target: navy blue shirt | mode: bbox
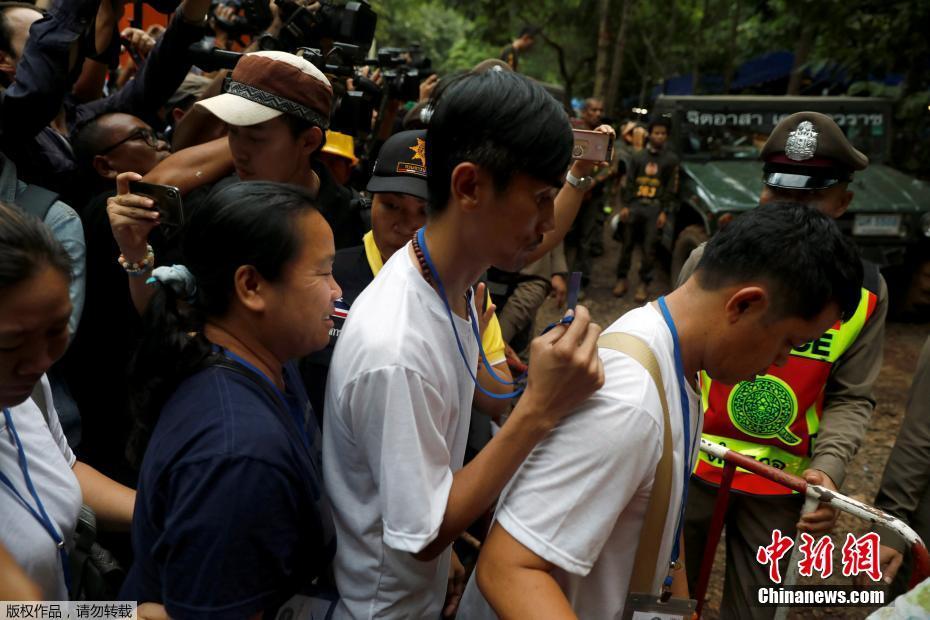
[120,360,334,619]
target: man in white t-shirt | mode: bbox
[323,70,614,618]
[460,202,866,618]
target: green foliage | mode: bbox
[367,0,929,176]
[372,0,600,100]
[369,0,496,75]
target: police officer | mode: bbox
[677,111,888,619]
[864,336,930,596]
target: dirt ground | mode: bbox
[536,223,930,619]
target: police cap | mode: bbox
[760,111,869,190]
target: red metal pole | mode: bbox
[695,461,737,618]
[701,440,930,596]
[910,541,930,589]
[712,448,808,495]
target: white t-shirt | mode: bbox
[322,244,479,619]
[459,304,702,619]
[0,375,82,599]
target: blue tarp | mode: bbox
[650,50,794,98]
[649,50,905,99]
[730,51,795,89]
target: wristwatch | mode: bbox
[566,171,594,192]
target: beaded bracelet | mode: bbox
[118,244,155,277]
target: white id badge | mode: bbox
[621,592,696,620]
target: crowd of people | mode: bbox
[0,1,928,619]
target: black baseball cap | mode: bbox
[367,130,428,200]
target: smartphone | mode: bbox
[128,181,184,229]
[571,128,614,163]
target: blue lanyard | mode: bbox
[0,408,71,592]
[219,349,312,451]
[656,297,699,589]
[415,228,524,399]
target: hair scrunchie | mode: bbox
[146,265,198,303]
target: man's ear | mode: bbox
[0,51,15,80]
[449,162,481,212]
[724,285,769,324]
[234,264,268,313]
[302,126,324,157]
[834,189,854,218]
[92,154,118,180]
[819,184,854,219]
[171,107,187,124]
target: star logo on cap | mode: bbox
[409,138,427,167]
[785,120,818,161]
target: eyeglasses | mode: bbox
[98,127,159,155]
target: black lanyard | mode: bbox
[0,407,71,591]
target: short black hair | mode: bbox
[0,201,71,293]
[696,202,863,321]
[648,116,672,133]
[71,113,115,169]
[281,114,326,156]
[184,182,319,316]
[519,25,540,38]
[426,69,572,214]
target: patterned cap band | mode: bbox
[224,78,330,130]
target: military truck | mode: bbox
[654,95,930,314]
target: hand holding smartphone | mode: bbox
[128,181,184,230]
[571,129,614,163]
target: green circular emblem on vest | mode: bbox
[727,376,802,445]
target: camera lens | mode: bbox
[572,145,584,157]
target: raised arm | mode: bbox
[143,136,234,195]
[523,124,615,265]
[73,0,211,128]
[0,0,100,139]
[70,0,120,102]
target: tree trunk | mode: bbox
[787,21,815,95]
[542,34,575,112]
[605,0,632,114]
[593,0,612,99]
[722,0,741,93]
[692,0,712,94]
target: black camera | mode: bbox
[377,46,434,102]
[294,46,378,138]
[262,0,376,56]
[210,0,273,38]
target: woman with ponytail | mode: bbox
[114,178,342,618]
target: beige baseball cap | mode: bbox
[196,51,334,128]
